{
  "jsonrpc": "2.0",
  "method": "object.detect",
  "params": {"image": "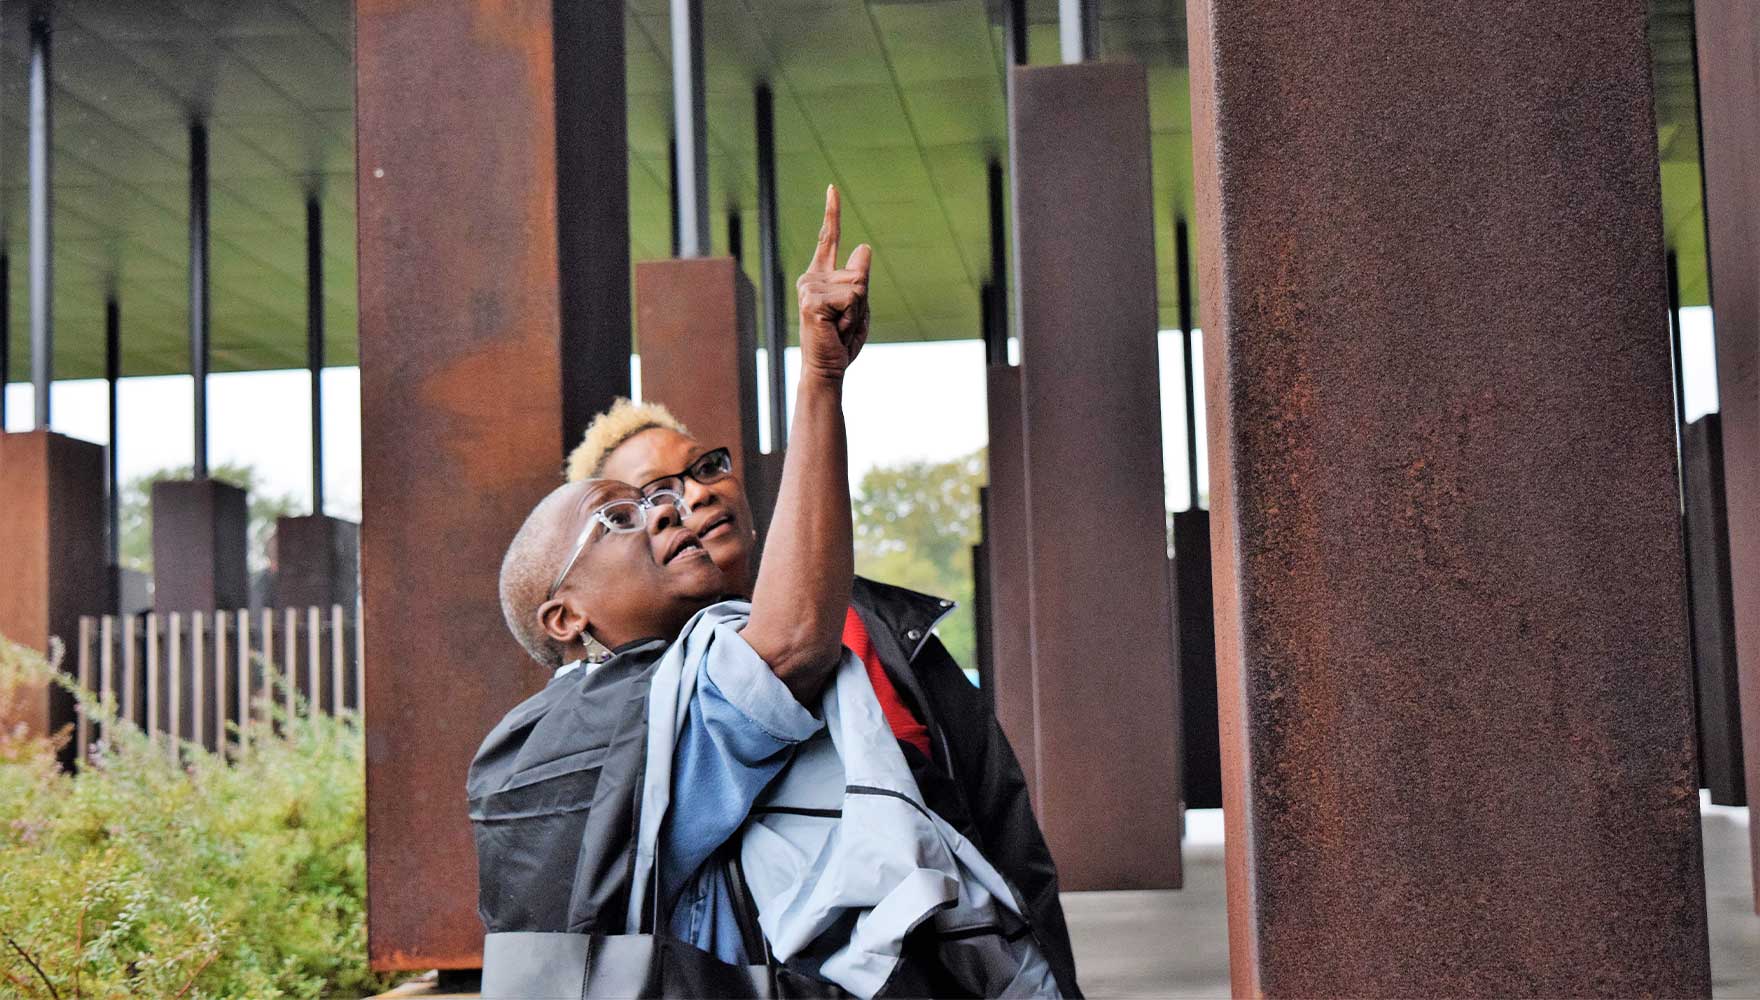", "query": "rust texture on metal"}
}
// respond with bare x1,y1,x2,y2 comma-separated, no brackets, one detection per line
1171,510,1220,809
274,514,361,611
1187,0,1710,993
0,431,108,767
1695,0,1760,909
634,257,772,532
356,0,628,971
983,365,1037,804
1683,414,1744,804
1010,62,1181,890
150,479,248,617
